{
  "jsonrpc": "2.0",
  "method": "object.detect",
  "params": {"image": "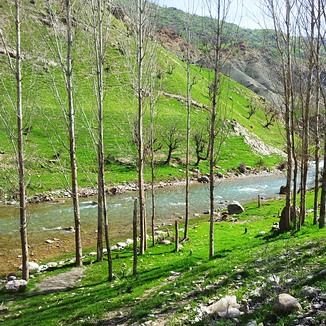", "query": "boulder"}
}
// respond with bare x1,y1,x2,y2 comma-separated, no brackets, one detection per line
198,175,209,183
208,295,241,318
279,185,288,194
273,293,302,315
227,201,245,214
5,279,27,292
161,239,171,245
